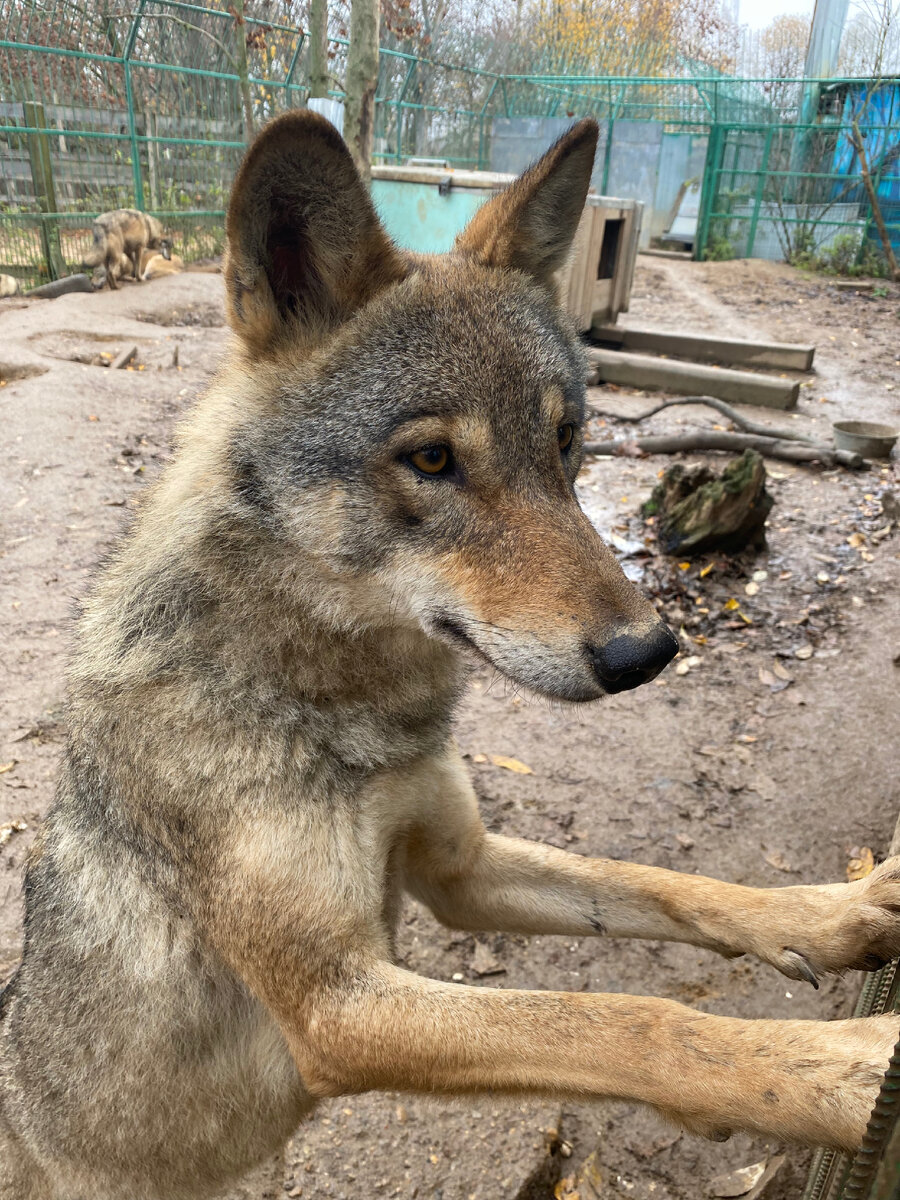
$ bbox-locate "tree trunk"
[344,0,379,179]
[232,0,255,143]
[851,120,900,281]
[308,0,330,100]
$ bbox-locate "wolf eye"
[407,445,453,476]
[557,423,575,453]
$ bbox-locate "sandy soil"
[1,258,899,1200]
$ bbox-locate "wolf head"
[221,112,676,702]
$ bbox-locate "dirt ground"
[1,256,899,1200]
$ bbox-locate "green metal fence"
[2,0,899,286]
[695,107,900,268]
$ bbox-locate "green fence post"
[695,123,722,261]
[23,100,65,281]
[124,3,146,210]
[746,125,774,259]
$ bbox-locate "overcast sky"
[739,0,816,29]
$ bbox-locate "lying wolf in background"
[2,112,899,1200]
[83,208,171,289]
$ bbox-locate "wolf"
[82,208,171,290]
[2,112,899,1200]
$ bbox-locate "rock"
[643,450,773,556]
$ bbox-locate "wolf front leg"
[405,752,900,985]
[290,962,894,1152]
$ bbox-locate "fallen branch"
[583,431,866,470]
[588,395,820,444]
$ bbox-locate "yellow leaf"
[0,760,16,774]
[847,847,875,881]
[491,755,533,775]
[700,563,715,578]
[724,597,740,611]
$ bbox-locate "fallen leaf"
[678,561,691,571]
[847,846,875,881]
[0,760,16,774]
[710,1159,768,1197]
[816,571,831,584]
[745,581,760,597]
[0,819,28,848]
[675,661,691,675]
[724,597,740,611]
[471,941,506,976]
[758,667,778,687]
[794,645,814,660]
[772,662,793,682]
[765,851,795,874]
[700,563,715,578]
[848,531,867,549]
[491,755,533,775]
[472,753,487,764]
[752,570,768,582]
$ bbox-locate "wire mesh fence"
[2,0,899,286]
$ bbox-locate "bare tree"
[344,0,380,176]
[309,0,331,98]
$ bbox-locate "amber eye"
[557,423,575,453]
[407,445,452,476]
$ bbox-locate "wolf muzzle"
[589,625,679,694]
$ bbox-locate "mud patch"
[133,303,224,328]
[0,362,47,384]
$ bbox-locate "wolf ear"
[224,111,406,357]
[454,119,599,289]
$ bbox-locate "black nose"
[589,625,679,694]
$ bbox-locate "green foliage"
[797,232,892,279]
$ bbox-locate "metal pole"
[124,2,146,210]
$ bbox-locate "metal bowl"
[832,420,899,459]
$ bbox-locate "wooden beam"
[587,348,800,410]
[591,325,815,372]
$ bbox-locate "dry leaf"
[794,645,814,660]
[710,1159,768,1197]
[0,819,28,848]
[700,563,715,578]
[772,662,793,682]
[847,846,875,881]
[744,581,759,597]
[678,561,691,571]
[848,531,867,549]
[765,851,795,873]
[675,661,691,675]
[724,597,740,611]
[0,760,17,774]
[758,667,778,687]
[472,753,487,764]
[752,570,768,583]
[490,755,533,775]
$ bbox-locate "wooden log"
[110,344,138,370]
[590,325,815,372]
[587,395,821,444]
[587,347,800,410]
[24,273,93,299]
[583,431,865,470]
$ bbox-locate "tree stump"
[642,448,773,556]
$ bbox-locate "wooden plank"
[588,347,800,410]
[639,247,692,260]
[591,325,815,372]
